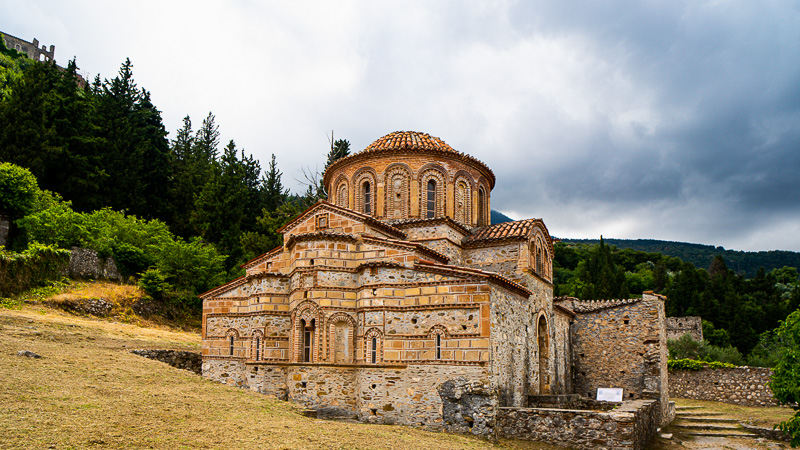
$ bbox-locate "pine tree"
[263,154,288,211]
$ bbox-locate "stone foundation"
[669,366,778,407]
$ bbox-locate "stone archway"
[538,315,550,394]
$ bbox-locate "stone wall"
[669,366,779,407]
[666,316,703,342]
[0,213,9,248]
[131,349,202,374]
[203,359,488,427]
[68,247,123,281]
[569,293,669,423]
[496,400,662,450]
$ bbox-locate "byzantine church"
[200,131,668,427]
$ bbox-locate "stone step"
[675,411,725,416]
[672,423,741,430]
[688,431,760,438]
[675,405,706,410]
[674,416,738,423]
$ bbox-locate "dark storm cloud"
[4,0,800,250]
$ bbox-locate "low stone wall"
[669,367,779,407]
[497,400,662,450]
[132,350,202,375]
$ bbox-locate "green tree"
[769,309,800,446]
[263,154,288,211]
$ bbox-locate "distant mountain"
[557,238,800,277]
[491,210,513,224]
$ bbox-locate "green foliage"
[668,334,744,365]
[0,243,70,297]
[667,358,736,371]
[560,237,800,278]
[0,162,40,218]
[138,268,170,300]
[768,309,800,446]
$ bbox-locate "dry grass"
[0,303,556,449]
[671,397,793,429]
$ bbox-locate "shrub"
[769,309,800,446]
[138,268,170,300]
[668,358,736,371]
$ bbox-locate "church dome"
[323,131,495,227]
[363,131,456,153]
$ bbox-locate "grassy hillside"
[558,238,800,277]
[0,294,554,449]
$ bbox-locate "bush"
[138,268,170,300]
[668,358,736,371]
[0,162,39,218]
[769,309,800,446]
[0,243,70,297]
[668,334,744,365]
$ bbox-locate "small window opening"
[372,288,377,296]
[255,337,260,361]
[623,319,629,325]
[310,259,314,266]
[229,335,235,356]
[411,318,417,324]
[363,182,372,215]
[303,291,308,298]
[371,337,377,364]
[426,180,436,219]
[435,334,442,360]
[461,324,467,330]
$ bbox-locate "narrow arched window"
[371,337,377,364]
[301,318,315,362]
[426,180,436,219]
[435,334,442,360]
[363,182,371,215]
[255,337,260,361]
[229,335,235,356]
[477,188,486,226]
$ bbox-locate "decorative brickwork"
[201,131,669,436]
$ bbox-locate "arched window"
[426,180,436,219]
[300,318,315,362]
[435,334,442,360]
[363,181,372,215]
[229,335,235,356]
[255,337,261,360]
[477,187,487,226]
[364,328,383,364]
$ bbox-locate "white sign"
[596,388,623,402]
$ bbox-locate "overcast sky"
[4,1,800,252]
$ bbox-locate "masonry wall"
[669,367,779,407]
[571,293,669,423]
[666,316,703,342]
[496,400,662,450]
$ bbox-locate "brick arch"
[383,163,412,220]
[454,174,473,226]
[364,327,383,364]
[530,229,551,280]
[352,167,378,216]
[333,174,349,208]
[327,312,357,363]
[536,311,551,394]
[418,164,447,219]
[428,325,448,361]
[225,328,240,357]
[476,183,489,227]
[250,329,264,361]
[293,301,322,362]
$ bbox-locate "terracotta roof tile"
[463,218,540,245]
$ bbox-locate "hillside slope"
[0,303,552,449]
[558,238,800,276]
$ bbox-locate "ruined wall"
[496,400,662,450]
[68,247,122,281]
[1,32,55,61]
[551,308,573,395]
[666,316,703,342]
[130,349,201,374]
[571,293,669,423]
[669,367,778,407]
[490,286,533,406]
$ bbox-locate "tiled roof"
[364,131,456,153]
[462,218,540,245]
